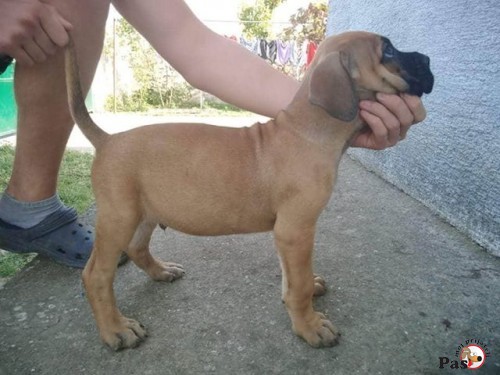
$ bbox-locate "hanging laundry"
[307,41,318,67]
[235,35,307,68]
[267,40,278,64]
[288,40,298,66]
[240,37,259,55]
[298,40,308,67]
[277,40,292,65]
[258,39,268,59]
[239,36,253,50]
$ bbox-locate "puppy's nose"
[420,54,430,68]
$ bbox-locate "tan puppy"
[65,31,433,350]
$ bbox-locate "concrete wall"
[327,0,500,256]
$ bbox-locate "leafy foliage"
[104,18,197,112]
[239,0,285,38]
[105,82,195,112]
[281,2,328,44]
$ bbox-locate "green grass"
[0,145,15,190]
[57,149,94,213]
[0,144,94,278]
[0,252,35,278]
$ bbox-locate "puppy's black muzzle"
[397,51,434,97]
[381,37,434,97]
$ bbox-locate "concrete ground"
[0,115,499,374]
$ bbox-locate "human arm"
[112,0,297,118]
[113,0,426,149]
[0,0,72,66]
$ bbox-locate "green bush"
[105,83,197,112]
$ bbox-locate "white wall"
[328,0,500,255]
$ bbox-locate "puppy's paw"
[292,312,340,348]
[313,274,327,297]
[101,317,148,351]
[148,260,185,282]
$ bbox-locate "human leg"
[0,0,111,267]
[6,0,109,202]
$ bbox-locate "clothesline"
[228,36,318,68]
[203,19,307,25]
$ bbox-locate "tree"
[281,2,328,44]
[239,0,285,39]
[103,18,194,111]
[115,18,168,108]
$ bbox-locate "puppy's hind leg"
[127,220,185,282]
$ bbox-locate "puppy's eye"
[384,44,395,59]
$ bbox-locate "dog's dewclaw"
[313,275,327,297]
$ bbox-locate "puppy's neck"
[283,99,364,152]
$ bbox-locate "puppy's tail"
[64,36,108,149]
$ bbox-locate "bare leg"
[7,0,110,202]
[0,0,113,268]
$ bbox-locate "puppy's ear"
[308,51,358,122]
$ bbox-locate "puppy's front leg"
[274,217,339,348]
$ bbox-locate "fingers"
[21,40,47,64]
[359,99,400,147]
[34,30,57,56]
[376,93,414,140]
[355,93,427,150]
[401,93,427,124]
[26,4,71,62]
[6,46,34,66]
[0,1,72,66]
[39,4,72,47]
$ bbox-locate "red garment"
[224,35,238,42]
[306,41,318,66]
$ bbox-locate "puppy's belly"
[142,187,276,236]
[112,123,278,235]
